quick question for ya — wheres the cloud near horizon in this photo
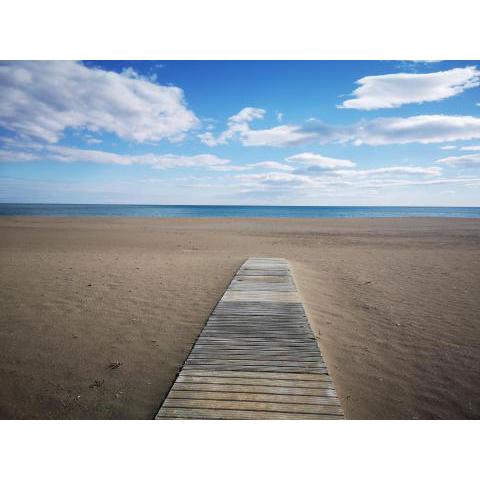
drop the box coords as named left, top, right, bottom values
left=235, top=165, right=453, bottom=194
left=0, top=144, right=230, bottom=170
left=460, top=145, right=480, bottom=151
left=436, top=152, right=480, bottom=167
left=339, top=67, right=480, bottom=110
left=286, top=152, right=356, bottom=169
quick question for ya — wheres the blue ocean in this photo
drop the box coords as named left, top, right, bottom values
left=1, top=204, right=479, bottom=218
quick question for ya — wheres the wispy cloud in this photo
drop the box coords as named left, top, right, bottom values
left=339, top=67, right=480, bottom=110
left=286, top=152, right=356, bottom=169
left=0, top=61, right=199, bottom=143
left=236, top=160, right=446, bottom=195
left=334, top=166, right=442, bottom=177
left=460, top=145, right=480, bottom=151
left=436, top=152, right=480, bottom=167
left=252, top=161, right=294, bottom=171
left=352, top=115, right=480, bottom=145
left=0, top=144, right=230, bottom=170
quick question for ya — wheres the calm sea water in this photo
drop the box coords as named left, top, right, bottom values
left=1, top=203, right=479, bottom=218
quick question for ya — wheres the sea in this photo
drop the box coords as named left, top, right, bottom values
left=1, top=204, right=480, bottom=218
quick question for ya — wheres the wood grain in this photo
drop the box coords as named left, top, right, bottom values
left=155, top=258, right=343, bottom=420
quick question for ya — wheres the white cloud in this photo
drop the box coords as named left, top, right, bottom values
left=238, top=172, right=318, bottom=189
left=241, top=125, right=320, bottom=147
left=440, top=145, right=457, bottom=150
left=246, top=115, right=480, bottom=147
left=339, top=166, right=442, bottom=177
left=0, top=150, right=38, bottom=162
left=229, top=107, right=265, bottom=123
left=83, top=135, right=102, bottom=145
left=209, top=164, right=251, bottom=172
left=0, top=144, right=230, bottom=170
left=235, top=163, right=446, bottom=196
left=436, top=153, right=480, bottom=167
left=0, top=61, right=199, bottom=143
left=460, top=145, right=480, bottom=151
left=252, top=161, right=294, bottom=171
left=276, top=112, right=284, bottom=122
left=353, top=115, right=480, bottom=145
left=340, top=67, right=480, bottom=110
left=197, top=132, right=220, bottom=147
left=205, top=108, right=480, bottom=148
left=286, top=152, right=356, bottom=169
left=199, top=107, right=266, bottom=146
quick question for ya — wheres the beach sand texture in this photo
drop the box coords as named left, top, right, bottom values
left=1, top=216, right=479, bottom=419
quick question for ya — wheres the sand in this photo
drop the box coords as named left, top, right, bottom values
left=1, top=216, right=479, bottom=419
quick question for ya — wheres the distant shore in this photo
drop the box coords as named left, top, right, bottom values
left=1, top=216, right=479, bottom=419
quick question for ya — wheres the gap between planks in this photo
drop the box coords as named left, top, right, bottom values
left=155, top=257, right=343, bottom=420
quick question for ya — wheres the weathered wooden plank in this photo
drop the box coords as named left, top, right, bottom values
left=168, top=390, right=341, bottom=406
left=193, top=341, right=318, bottom=348
left=191, top=345, right=320, bottom=351
left=177, top=369, right=332, bottom=381
left=185, top=359, right=326, bottom=367
left=155, top=257, right=343, bottom=420
left=202, top=323, right=311, bottom=329
left=156, top=408, right=342, bottom=420
left=162, top=398, right=343, bottom=416
left=172, top=382, right=338, bottom=397
left=176, top=374, right=333, bottom=389
left=200, top=333, right=315, bottom=340
left=188, top=354, right=323, bottom=361
left=183, top=364, right=328, bottom=374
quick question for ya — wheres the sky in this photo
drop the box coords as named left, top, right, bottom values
left=1, top=60, right=480, bottom=206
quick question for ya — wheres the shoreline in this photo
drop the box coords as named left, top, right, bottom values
left=1, top=216, right=479, bottom=419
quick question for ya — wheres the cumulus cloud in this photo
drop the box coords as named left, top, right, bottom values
left=203, top=108, right=480, bottom=148
left=339, top=67, right=480, bottom=110
left=436, top=153, right=480, bottom=167
left=286, top=152, right=356, bottom=169
left=0, top=144, right=230, bottom=170
left=198, top=107, right=266, bottom=146
left=198, top=107, right=336, bottom=148
left=229, top=107, right=265, bottom=123
left=0, top=61, right=199, bottom=143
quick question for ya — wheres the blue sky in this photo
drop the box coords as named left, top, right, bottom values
left=1, top=60, right=480, bottom=205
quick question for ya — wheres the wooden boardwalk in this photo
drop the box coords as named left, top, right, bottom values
left=156, top=258, right=343, bottom=419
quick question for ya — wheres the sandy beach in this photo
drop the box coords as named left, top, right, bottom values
left=0, top=216, right=479, bottom=419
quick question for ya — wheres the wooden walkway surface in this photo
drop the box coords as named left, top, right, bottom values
left=156, top=258, right=343, bottom=419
